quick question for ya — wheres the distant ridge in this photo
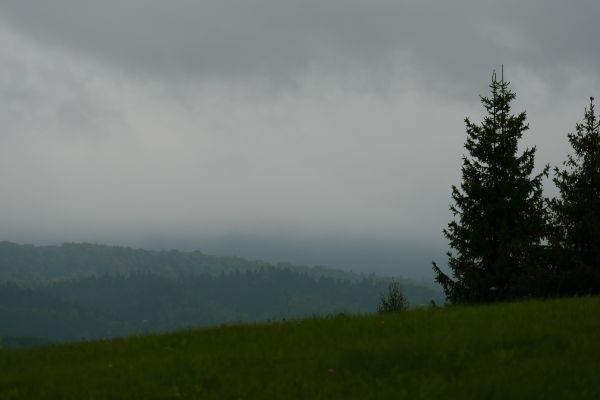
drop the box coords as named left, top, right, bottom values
left=0, top=240, right=438, bottom=290
left=0, top=241, right=443, bottom=343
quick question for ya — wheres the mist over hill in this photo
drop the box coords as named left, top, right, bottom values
left=0, top=241, right=442, bottom=344
left=134, top=234, right=445, bottom=284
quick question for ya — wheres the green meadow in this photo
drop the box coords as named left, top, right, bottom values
left=1, top=296, right=599, bottom=399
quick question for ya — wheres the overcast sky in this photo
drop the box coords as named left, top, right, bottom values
left=1, top=1, right=599, bottom=278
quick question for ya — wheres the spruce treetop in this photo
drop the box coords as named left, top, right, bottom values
left=550, top=96, right=600, bottom=294
left=434, top=70, right=548, bottom=303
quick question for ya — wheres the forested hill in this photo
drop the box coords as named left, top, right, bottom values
left=0, top=241, right=442, bottom=344
left=0, top=241, right=274, bottom=284
left=0, top=241, right=435, bottom=289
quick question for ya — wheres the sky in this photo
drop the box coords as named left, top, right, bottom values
left=1, top=1, right=599, bottom=280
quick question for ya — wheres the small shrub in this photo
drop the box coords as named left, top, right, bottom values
left=377, top=281, right=408, bottom=313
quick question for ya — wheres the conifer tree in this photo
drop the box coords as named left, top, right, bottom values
left=433, top=70, right=548, bottom=303
left=549, top=97, right=600, bottom=294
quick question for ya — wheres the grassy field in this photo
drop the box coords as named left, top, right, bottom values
left=1, top=296, right=599, bottom=399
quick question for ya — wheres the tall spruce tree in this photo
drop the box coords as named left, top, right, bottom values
left=433, top=70, right=548, bottom=303
left=549, top=97, right=600, bottom=295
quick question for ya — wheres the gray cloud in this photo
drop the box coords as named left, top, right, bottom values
left=0, top=2, right=599, bottom=279
left=1, top=1, right=599, bottom=91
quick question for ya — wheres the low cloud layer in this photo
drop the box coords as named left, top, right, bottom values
left=1, top=1, right=599, bottom=89
left=0, top=2, right=599, bottom=277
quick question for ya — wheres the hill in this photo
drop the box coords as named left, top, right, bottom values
left=0, top=241, right=443, bottom=342
left=1, top=296, right=598, bottom=399
left=0, top=241, right=434, bottom=287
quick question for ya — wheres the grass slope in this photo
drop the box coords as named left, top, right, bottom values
left=1, top=297, right=599, bottom=399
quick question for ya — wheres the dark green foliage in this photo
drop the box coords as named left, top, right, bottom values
left=377, top=280, right=408, bottom=313
left=433, top=71, right=548, bottom=303
left=549, top=97, right=600, bottom=295
left=1, top=297, right=599, bottom=399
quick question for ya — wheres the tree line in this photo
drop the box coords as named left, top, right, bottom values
left=433, top=69, right=600, bottom=303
